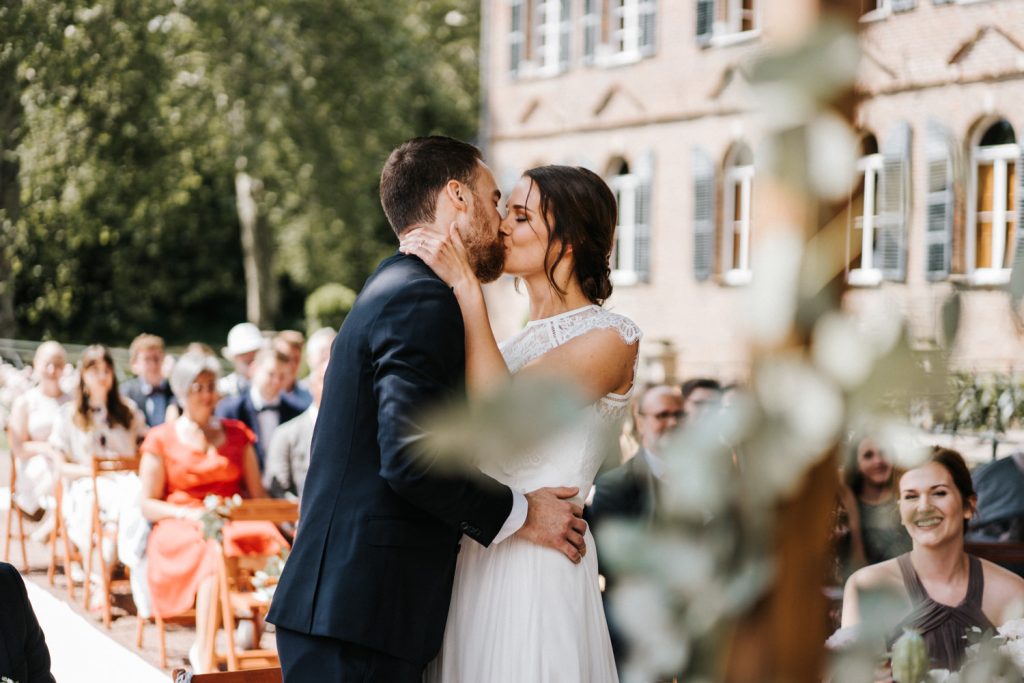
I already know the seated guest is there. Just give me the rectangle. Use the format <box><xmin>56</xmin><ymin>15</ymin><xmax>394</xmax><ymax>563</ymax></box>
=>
<box><xmin>299</xmin><ymin>327</ymin><xmax>335</xmax><ymax>394</ymax></box>
<box><xmin>7</xmin><ymin>342</ymin><xmax>71</xmax><ymax>524</ymax></box>
<box><xmin>49</xmin><ymin>345</ymin><xmax>146</xmax><ymax>592</ymax></box>
<box><xmin>273</xmin><ymin>331</ymin><xmax>312</xmax><ymax>410</ymax></box>
<box><xmin>216</xmin><ymin>347</ymin><xmax>303</xmax><ymax>470</ymax></box>
<box><xmin>679</xmin><ymin>377</ymin><xmax>722</xmax><ymax>425</ymax></box>
<box><xmin>139</xmin><ymin>351</ymin><xmax>287</xmax><ymax>674</ymax></box>
<box><xmin>120</xmin><ymin>333</ymin><xmax>177</xmax><ymax>428</ymax></box>
<box><xmin>590</xmin><ymin>384</ymin><xmax>683</xmax><ymax>523</ymax></box>
<box><xmin>217</xmin><ymin>322</ymin><xmax>266</xmax><ymax>398</ymax></box>
<box><xmin>838</xmin><ymin>438</ymin><xmax>911</xmax><ymax>576</ymax></box>
<box><xmin>0</xmin><ymin>561</ymin><xmax>56</xmax><ymax>683</ymax></box>
<box><xmin>264</xmin><ymin>359</ymin><xmax>327</xmax><ymax>500</ymax></box>
<box><xmin>969</xmin><ymin>451</ymin><xmax>1024</xmax><ymax>542</ymax></box>
<box><xmin>841</xmin><ymin>447</ymin><xmax>1024</xmax><ymax>671</ymax></box>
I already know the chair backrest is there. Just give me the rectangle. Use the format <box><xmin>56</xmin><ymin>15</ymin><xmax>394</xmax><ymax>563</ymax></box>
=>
<box><xmin>172</xmin><ymin>667</ymin><xmax>283</xmax><ymax>683</ymax></box>
<box><xmin>91</xmin><ymin>452</ymin><xmax>142</xmax><ymax>476</ymax></box>
<box><xmin>227</xmin><ymin>499</ymin><xmax>299</xmax><ymax>524</ymax></box>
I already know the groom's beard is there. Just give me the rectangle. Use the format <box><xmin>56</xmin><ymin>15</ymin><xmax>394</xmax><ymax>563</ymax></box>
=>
<box><xmin>464</xmin><ymin>204</ymin><xmax>506</xmax><ymax>284</ymax></box>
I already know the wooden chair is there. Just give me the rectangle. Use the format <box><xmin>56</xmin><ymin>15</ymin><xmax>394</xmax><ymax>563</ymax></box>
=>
<box><xmin>216</xmin><ymin>499</ymin><xmax>298</xmax><ymax>672</ymax></box>
<box><xmin>966</xmin><ymin>540</ymin><xmax>1024</xmax><ymax>576</ymax></box>
<box><xmin>49</xmin><ymin>474</ymin><xmax>81</xmax><ymax>600</ymax></box>
<box><xmin>3</xmin><ymin>428</ymin><xmax>29</xmax><ymax>573</ymax></box>
<box><xmin>171</xmin><ymin>667</ymin><xmax>282</xmax><ymax>683</ymax></box>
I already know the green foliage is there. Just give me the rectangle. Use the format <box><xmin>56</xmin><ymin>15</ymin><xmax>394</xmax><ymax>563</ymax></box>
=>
<box><xmin>3</xmin><ymin>0</ymin><xmax>480</xmax><ymax>345</ymax></box>
<box><xmin>937</xmin><ymin>373</ymin><xmax>1024</xmax><ymax>433</ymax></box>
<box><xmin>304</xmin><ymin>282</ymin><xmax>356</xmax><ymax>333</ymax></box>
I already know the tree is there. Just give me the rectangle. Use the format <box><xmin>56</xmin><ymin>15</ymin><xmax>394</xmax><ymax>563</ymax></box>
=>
<box><xmin>6</xmin><ymin>0</ymin><xmax>481</xmax><ymax>345</ymax></box>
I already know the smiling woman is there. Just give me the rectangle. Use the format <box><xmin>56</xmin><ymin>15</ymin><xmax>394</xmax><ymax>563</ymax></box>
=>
<box><xmin>840</xmin><ymin>447</ymin><xmax>1024</xmax><ymax>671</ymax></box>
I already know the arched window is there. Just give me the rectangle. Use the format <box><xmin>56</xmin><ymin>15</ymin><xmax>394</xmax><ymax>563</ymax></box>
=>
<box><xmin>721</xmin><ymin>143</ymin><xmax>753</xmax><ymax>285</ymax></box>
<box><xmin>969</xmin><ymin>119</ymin><xmax>1019</xmax><ymax>284</ymax></box>
<box><xmin>848</xmin><ymin>134</ymin><xmax>884</xmax><ymax>286</ymax></box>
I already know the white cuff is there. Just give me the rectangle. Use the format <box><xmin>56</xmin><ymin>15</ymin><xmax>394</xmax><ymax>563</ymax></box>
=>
<box><xmin>491</xmin><ymin>491</ymin><xmax>527</xmax><ymax>544</ymax></box>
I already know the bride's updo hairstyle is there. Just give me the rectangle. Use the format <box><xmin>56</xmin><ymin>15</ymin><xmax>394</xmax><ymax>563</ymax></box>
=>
<box><xmin>523</xmin><ymin>165</ymin><xmax>616</xmax><ymax>305</ymax></box>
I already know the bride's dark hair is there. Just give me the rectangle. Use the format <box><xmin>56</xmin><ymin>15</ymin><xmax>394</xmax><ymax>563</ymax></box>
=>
<box><xmin>522</xmin><ymin>165</ymin><xmax>616</xmax><ymax>305</ymax></box>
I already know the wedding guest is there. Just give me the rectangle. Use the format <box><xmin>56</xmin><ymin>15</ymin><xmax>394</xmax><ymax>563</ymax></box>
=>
<box><xmin>679</xmin><ymin>377</ymin><xmax>722</xmax><ymax>425</ymax></box>
<box><xmin>217</xmin><ymin>322</ymin><xmax>266</xmax><ymax>397</ymax></box>
<box><xmin>0</xmin><ymin>561</ymin><xmax>56</xmax><ymax>683</ymax></box>
<box><xmin>841</xmin><ymin>447</ymin><xmax>1024</xmax><ymax>671</ymax></box>
<box><xmin>48</xmin><ymin>345</ymin><xmax>146</xmax><ymax>595</ymax></box>
<box><xmin>215</xmin><ymin>347</ymin><xmax>303</xmax><ymax>470</ymax></box>
<box><xmin>297</xmin><ymin>327</ymin><xmax>335</xmax><ymax>393</ymax></box>
<box><xmin>273</xmin><ymin>331</ymin><xmax>312</xmax><ymax>410</ymax></box>
<box><xmin>7</xmin><ymin>342</ymin><xmax>71</xmax><ymax>525</ymax></box>
<box><xmin>264</xmin><ymin>359</ymin><xmax>327</xmax><ymax>500</ymax></box>
<box><xmin>590</xmin><ymin>384</ymin><xmax>683</xmax><ymax>524</ymax></box>
<box><xmin>139</xmin><ymin>351</ymin><xmax>287</xmax><ymax>674</ymax></box>
<box><xmin>120</xmin><ymin>333</ymin><xmax>177</xmax><ymax>428</ymax></box>
<box><xmin>838</xmin><ymin>438</ymin><xmax>911</xmax><ymax>577</ymax></box>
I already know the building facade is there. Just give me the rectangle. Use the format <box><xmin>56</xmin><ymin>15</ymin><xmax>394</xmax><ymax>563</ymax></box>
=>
<box><xmin>481</xmin><ymin>0</ymin><xmax>1024</xmax><ymax>383</ymax></box>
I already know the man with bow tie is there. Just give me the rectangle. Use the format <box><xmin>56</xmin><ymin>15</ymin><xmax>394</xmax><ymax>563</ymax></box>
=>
<box><xmin>120</xmin><ymin>333</ymin><xmax>178</xmax><ymax>428</ymax></box>
<box><xmin>216</xmin><ymin>346</ymin><xmax>304</xmax><ymax>470</ymax></box>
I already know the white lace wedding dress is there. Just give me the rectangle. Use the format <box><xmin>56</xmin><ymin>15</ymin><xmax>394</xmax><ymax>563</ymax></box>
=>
<box><xmin>425</xmin><ymin>304</ymin><xmax>641</xmax><ymax>683</ymax></box>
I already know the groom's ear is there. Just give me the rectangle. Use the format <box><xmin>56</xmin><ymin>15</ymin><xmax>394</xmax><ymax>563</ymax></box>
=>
<box><xmin>444</xmin><ymin>179</ymin><xmax>468</xmax><ymax>212</ymax></box>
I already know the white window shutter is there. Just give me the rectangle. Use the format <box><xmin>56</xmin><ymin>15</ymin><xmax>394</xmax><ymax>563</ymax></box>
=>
<box><xmin>696</xmin><ymin>0</ymin><xmax>715</xmax><ymax>46</ymax></box>
<box><xmin>693</xmin><ymin>147</ymin><xmax>716</xmax><ymax>281</ymax></box>
<box><xmin>925</xmin><ymin>120</ymin><xmax>953</xmax><ymax>281</ymax></box>
<box><xmin>892</xmin><ymin>0</ymin><xmax>917</xmax><ymax>11</ymax></box>
<box><xmin>582</xmin><ymin>0</ymin><xmax>600</xmax><ymax>63</ymax></box>
<box><xmin>639</xmin><ymin>0</ymin><xmax>657</xmax><ymax>55</ymax></box>
<box><xmin>559</xmin><ymin>0</ymin><xmax>572</xmax><ymax>69</ymax></box>
<box><xmin>879</xmin><ymin>122</ymin><xmax>911</xmax><ymax>281</ymax></box>
<box><xmin>634</xmin><ymin>151</ymin><xmax>655</xmax><ymax>283</ymax></box>
<box><xmin>510</xmin><ymin>0</ymin><xmax>525</xmax><ymax>75</ymax></box>
<box><xmin>1013</xmin><ymin>146</ymin><xmax>1024</xmax><ymax>278</ymax></box>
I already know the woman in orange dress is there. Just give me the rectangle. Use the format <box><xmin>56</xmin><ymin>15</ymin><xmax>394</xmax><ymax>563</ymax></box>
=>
<box><xmin>139</xmin><ymin>351</ymin><xmax>286</xmax><ymax>673</ymax></box>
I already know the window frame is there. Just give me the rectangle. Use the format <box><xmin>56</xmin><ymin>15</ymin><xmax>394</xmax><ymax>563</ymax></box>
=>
<box><xmin>707</xmin><ymin>0</ymin><xmax>762</xmax><ymax>47</ymax></box>
<box><xmin>848</xmin><ymin>152</ymin><xmax>885</xmax><ymax>287</ymax></box>
<box><xmin>610</xmin><ymin>168</ymin><xmax>641</xmax><ymax>286</ymax></box>
<box><xmin>721</xmin><ymin>152</ymin><xmax>754</xmax><ymax>286</ymax></box>
<box><xmin>968</xmin><ymin>139</ymin><xmax>1018</xmax><ymax>285</ymax></box>
<box><xmin>590</xmin><ymin>0</ymin><xmax>657</xmax><ymax>66</ymax></box>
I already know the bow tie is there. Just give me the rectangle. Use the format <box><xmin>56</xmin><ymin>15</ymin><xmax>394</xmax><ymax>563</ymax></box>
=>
<box><xmin>258</xmin><ymin>404</ymin><xmax>280</xmax><ymax>413</ymax></box>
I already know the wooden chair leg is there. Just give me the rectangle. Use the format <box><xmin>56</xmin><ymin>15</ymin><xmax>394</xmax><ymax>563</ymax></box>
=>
<box><xmin>16</xmin><ymin>504</ymin><xmax>28</xmax><ymax>573</ymax></box>
<box><xmin>83</xmin><ymin>497</ymin><xmax>97</xmax><ymax>612</ymax></box>
<box><xmin>135</xmin><ymin>614</ymin><xmax>145</xmax><ymax>649</ymax></box>
<box><xmin>2</xmin><ymin>499</ymin><xmax>12</xmax><ymax>564</ymax></box>
<box><xmin>217</xmin><ymin>557</ymin><xmax>240</xmax><ymax>671</ymax></box>
<box><xmin>58</xmin><ymin>491</ymin><xmax>77</xmax><ymax>600</ymax></box>
<box><xmin>156</xmin><ymin>615</ymin><xmax>167</xmax><ymax>669</ymax></box>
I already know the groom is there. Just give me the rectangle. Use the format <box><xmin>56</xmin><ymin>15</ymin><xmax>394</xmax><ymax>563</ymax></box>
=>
<box><xmin>267</xmin><ymin>136</ymin><xmax>589</xmax><ymax>682</ymax></box>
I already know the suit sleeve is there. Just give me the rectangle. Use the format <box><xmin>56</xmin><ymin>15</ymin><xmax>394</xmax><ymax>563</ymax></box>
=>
<box><xmin>370</xmin><ymin>277</ymin><xmax>513</xmax><ymax>546</ymax></box>
<box><xmin>0</xmin><ymin>563</ymin><xmax>56</xmax><ymax>683</ymax></box>
<box><xmin>588</xmin><ymin>462</ymin><xmax>641</xmax><ymax>525</ymax></box>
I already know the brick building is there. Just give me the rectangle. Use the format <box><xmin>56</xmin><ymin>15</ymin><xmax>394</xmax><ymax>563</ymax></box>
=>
<box><xmin>480</xmin><ymin>0</ymin><xmax>1024</xmax><ymax>383</ymax></box>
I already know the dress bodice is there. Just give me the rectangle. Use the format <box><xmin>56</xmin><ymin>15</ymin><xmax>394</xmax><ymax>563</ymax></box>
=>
<box><xmin>20</xmin><ymin>386</ymin><xmax>71</xmax><ymax>442</ymax></box>
<box><xmin>488</xmin><ymin>305</ymin><xmax>642</xmax><ymax>497</ymax></box>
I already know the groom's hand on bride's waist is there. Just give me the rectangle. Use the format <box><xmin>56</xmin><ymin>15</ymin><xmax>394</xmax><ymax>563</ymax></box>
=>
<box><xmin>515</xmin><ymin>487</ymin><xmax>588</xmax><ymax>564</ymax></box>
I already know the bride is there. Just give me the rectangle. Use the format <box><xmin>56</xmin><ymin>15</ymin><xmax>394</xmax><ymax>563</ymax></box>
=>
<box><xmin>401</xmin><ymin>165</ymin><xmax>640</xmax><ymax>682</ymax></box>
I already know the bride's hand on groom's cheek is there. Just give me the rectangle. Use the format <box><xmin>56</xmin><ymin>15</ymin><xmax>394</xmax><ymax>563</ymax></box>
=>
<box><xmin>516</xmin><ymin>486</ymin><xmax>589</xmax><ymax>564</ymax></box>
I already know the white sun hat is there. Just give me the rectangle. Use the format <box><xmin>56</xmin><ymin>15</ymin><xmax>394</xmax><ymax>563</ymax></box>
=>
<box><xmin>222</xmin><ymin>322</ymin><xmax>266</xmax><ymax>360</ymax></box>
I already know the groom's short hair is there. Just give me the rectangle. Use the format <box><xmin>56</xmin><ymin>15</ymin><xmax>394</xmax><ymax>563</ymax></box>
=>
<box><xmin>380</xmin><ymin>136</ymin><xmax>482</xmax><ymax>236</ymax></box>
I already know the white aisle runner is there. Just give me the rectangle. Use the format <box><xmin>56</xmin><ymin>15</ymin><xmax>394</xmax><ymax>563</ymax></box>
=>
<box><xmin>25</xmin><ymin>580</ymin><xmax>167</xmax><ymax>683</ymax></box>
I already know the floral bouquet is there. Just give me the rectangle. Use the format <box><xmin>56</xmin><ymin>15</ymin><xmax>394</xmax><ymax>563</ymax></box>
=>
<box><xmin>199</xmin><ymin>494</ymin><xmax>243</xmax><ymax>542</ymax></box>
<box><xmin>252</xmin><ymin>550</ymin><xmax>289</xmax><ymax>604</ymax></box>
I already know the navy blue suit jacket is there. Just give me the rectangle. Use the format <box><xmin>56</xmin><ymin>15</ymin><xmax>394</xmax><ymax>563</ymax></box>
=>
<box><xmin>215</xmin><ymin>389</ymin><xmax>304</xmax><ymax>469</ymax></box>
<box><xmin>267</xmin><ymin>254</ymin><xmax>513</xmax><ymax>666</ymax></box>
<box><xmin>0</xmin><ymin>563</ymin><xmax>55</xmax><ymax>683</ymax></box>
<box><xmin>120</xmin><ymin>376</ymin><xmax>178</xmax><ymax>428</ymax></box>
